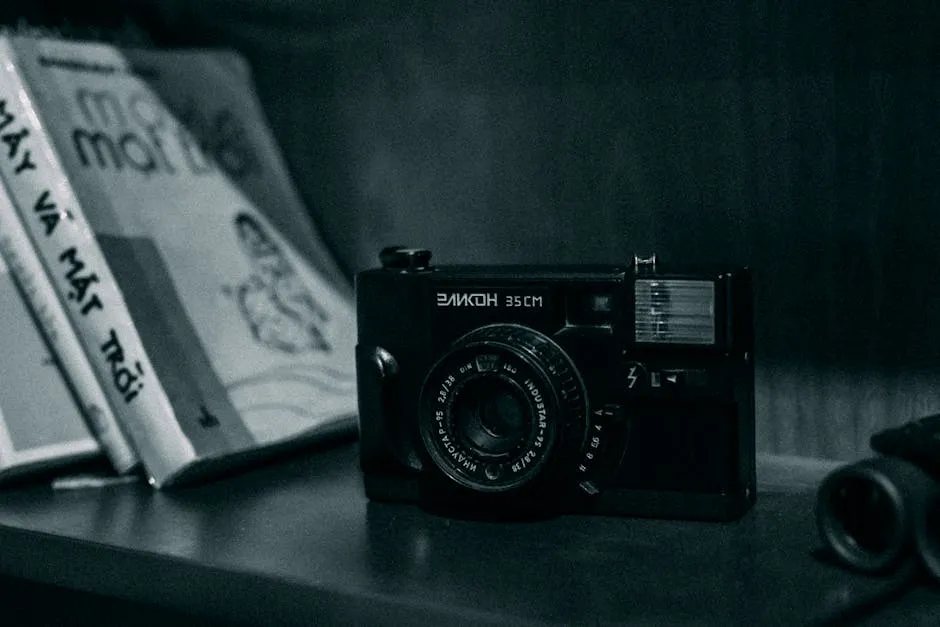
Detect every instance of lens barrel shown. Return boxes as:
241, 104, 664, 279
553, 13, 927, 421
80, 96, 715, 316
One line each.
913, 486, 940, 583
816, 456, 936, 573
418, 324, 587, 494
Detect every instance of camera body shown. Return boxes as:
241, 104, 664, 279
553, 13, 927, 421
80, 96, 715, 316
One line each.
356, 248, 756, 521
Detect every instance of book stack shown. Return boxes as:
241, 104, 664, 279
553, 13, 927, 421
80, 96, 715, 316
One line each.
0, 35, 357, 487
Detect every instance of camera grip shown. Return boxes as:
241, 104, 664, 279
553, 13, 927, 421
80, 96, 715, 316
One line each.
356, 345, 401, 466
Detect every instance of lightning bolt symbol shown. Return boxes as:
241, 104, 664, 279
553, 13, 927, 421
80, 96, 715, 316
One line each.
627, 365, 639, 389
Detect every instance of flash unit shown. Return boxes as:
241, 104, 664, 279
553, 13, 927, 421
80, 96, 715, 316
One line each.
634, 279, 716, 345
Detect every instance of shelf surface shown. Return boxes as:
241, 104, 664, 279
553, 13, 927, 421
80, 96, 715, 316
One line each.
0, 442, 933, 625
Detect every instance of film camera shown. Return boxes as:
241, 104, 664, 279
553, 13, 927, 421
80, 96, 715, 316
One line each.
356, 247, 756, 521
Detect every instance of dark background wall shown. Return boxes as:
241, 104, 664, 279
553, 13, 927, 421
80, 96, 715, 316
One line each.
9, 0, 940, 461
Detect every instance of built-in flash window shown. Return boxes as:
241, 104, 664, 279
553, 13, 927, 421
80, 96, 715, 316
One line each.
634, 279, 715, 345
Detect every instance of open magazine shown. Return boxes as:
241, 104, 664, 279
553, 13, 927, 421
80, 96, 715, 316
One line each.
0, 35, 357, 486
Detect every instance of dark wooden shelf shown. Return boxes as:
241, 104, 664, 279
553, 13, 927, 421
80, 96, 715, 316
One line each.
0, 442, 933, 625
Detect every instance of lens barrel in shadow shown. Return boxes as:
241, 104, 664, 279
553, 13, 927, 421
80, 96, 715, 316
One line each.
913, 487, 940, 584
816, 456, 936, 574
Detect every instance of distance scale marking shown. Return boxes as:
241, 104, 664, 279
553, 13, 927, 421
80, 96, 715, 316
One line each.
575, 404, 623, 495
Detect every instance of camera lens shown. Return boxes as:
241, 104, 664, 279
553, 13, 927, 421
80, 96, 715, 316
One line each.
827, 476, 897, 555
419, 324, 587, 494
914, 489, 940, 583
816, 456, 935, 573
452, 377, 530, 457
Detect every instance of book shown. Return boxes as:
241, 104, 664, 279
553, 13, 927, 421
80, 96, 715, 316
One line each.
0, 175, 139, 473
0, 252, 100, 481
0, 35, 358, 487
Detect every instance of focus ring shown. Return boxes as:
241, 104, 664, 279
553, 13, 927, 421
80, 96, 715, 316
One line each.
458, 325, 586, 431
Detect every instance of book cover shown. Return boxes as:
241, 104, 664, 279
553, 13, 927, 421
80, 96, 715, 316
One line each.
0, 253, 100, 481
0, 174, 138, 473
0, 36, 357, 487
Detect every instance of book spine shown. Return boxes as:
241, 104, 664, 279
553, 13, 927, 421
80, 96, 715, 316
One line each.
0, 180, 139, 473
0, 38, 195, 486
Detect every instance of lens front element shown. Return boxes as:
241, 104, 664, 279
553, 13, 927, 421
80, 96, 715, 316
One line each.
452, 376, 531, 457
419, 324, 587, 493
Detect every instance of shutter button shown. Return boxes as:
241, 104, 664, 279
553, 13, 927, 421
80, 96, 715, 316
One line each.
379, 246, 432, 271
